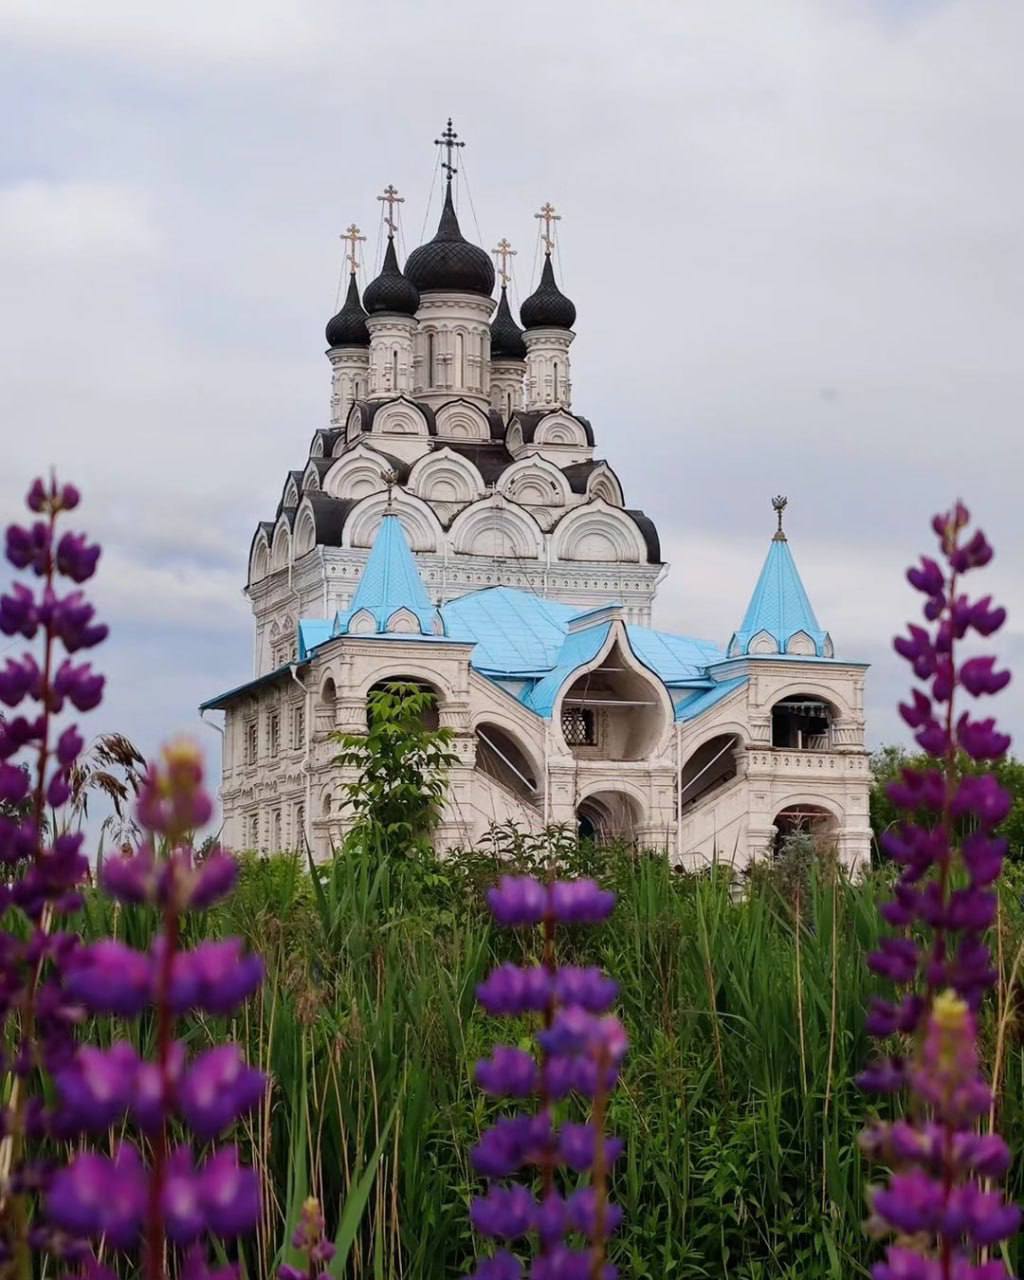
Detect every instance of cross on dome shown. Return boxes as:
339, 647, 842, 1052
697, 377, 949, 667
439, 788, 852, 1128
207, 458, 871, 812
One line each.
534, 202, 561, 255
434, 118, 464, 182
772, 494, 788, 541
340, 223, 366, 275
492, 238, 516, 288
377, 185, 404, 237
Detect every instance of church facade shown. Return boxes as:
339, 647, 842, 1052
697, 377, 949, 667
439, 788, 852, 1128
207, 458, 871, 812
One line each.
200, 126, 872, 871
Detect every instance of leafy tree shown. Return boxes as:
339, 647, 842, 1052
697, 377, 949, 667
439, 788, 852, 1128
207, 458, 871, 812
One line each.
870, 744, 1024, 858
332, 681, 459, 856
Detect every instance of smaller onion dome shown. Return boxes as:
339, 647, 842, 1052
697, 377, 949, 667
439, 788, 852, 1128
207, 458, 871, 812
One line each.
405, 182, 495, 297
520, 255, 576, 331
325, 274, 369, 348
490, 285, 527, 361
363, 237, 420, 316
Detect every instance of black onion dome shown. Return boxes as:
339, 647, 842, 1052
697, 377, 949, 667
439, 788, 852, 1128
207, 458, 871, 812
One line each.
404, 183, 495, 297
325, 274, 369, 347
363, 237, 420, 316
520, 255, 576, 330
490, 286, 527, 361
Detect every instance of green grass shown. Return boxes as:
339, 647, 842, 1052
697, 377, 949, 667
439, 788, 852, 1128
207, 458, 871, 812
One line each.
69, 839, 1024, 1278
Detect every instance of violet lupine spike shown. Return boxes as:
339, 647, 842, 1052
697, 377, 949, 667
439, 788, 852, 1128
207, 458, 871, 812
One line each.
468, 874, 625, 1279
46, 741, 264, 1279
278, 1196, 337, 1279
0, 476, 106, 1272
860, 502, 1019, 1280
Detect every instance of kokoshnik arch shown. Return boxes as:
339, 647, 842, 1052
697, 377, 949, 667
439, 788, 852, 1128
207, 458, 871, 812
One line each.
200, 121, 871, 870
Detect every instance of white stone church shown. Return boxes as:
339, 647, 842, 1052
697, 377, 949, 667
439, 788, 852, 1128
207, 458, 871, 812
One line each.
200, 125, 871, 871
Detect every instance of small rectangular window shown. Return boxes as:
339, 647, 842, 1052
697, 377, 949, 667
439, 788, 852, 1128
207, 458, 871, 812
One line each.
561, 707, 596, 747
272, 809, 282, 851
295, 802, 305, 849
245, 721, 258, 765
292, 704, 305, 750
247, 812, 259, 848
268, 712, 280, 757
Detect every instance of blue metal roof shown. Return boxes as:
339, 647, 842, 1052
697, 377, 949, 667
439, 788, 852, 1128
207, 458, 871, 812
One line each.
730, 535, 831, 657
673, 675, 748, 722
298, 619, 332, 660
628, 625, 723, 686
332, 514, 443, 637
521, 622, 613, 717
441, 587, 581, 673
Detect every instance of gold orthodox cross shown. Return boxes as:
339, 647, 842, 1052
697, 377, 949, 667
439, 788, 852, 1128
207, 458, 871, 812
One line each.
340, 223, 366, 275
377, 184, 404, 236
492, 238, 516, 288
534, 202, 561, 255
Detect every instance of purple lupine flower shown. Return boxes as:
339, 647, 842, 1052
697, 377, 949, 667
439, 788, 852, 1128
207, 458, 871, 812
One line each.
279, 1196, 337, 1279
861, 503, 1019, 1280
178, 1044, 266, 1140
0, 477, 111, 1266
40, 731, 263, 1276
469, 873, 625, 1277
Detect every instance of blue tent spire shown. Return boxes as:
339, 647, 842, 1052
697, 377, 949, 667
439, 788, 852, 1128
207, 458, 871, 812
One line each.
333, 514, 444, 637
728, 498, 833, 658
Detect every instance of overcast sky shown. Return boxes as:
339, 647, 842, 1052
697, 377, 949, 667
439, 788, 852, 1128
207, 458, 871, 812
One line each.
2, 0, 1021, 791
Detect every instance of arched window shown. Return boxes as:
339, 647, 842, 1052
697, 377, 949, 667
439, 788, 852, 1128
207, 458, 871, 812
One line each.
456, 333, 465, 387
392, 348, 399, 388
427, 333, 435, 388
553, 362, 559, 401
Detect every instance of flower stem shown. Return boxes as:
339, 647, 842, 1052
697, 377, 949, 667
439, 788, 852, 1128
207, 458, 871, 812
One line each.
146, 907, 180, 1280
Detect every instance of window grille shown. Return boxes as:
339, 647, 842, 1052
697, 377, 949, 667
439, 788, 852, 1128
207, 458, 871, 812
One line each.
561, 707, 596, 746
245, 721, 258, 765
292, 705, 305, 750
268, 712, 280, 757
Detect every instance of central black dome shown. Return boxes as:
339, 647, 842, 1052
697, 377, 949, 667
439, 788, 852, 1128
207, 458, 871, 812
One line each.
325, 274, 369, 348
490, 285, 527, 361
405, 183, 495, 298
520, 255, 576, 330
363, 237, 419, 316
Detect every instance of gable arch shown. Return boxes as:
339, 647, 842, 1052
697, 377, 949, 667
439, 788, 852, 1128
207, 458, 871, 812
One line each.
301, 461, 322, 492
498, 456, 571, 508
449, 496, 544, 559
341, 490, 442, 552
407, 448, 484, 504
552, 500, 647, 564
270, 519, 292, 571
282, 476, 300, 508
322, 445, 394, 501
506, 421, 524, 454
249, 531, 271, 584
435, 399, 491, 441
536, 412, 588, 448
371, 399, 430, 440
293, 505, 317, 557
587, 464, 624, 507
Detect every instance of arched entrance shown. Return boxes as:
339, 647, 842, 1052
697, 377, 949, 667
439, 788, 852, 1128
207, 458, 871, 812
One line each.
772, 803, 839, 857
576, 790, 642, 845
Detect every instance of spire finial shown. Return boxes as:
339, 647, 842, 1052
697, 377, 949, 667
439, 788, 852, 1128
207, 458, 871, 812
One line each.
340, 223, 366, 275
434, 118, 464, 183
377, 185, 404, 238
534, 201, 561, 256
383, 468, 399, 510
772, 494, 788, 541
492, 237, 516, 288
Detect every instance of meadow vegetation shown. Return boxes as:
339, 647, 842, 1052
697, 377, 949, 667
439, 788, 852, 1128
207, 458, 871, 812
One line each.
74, 830, 1024, 1279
